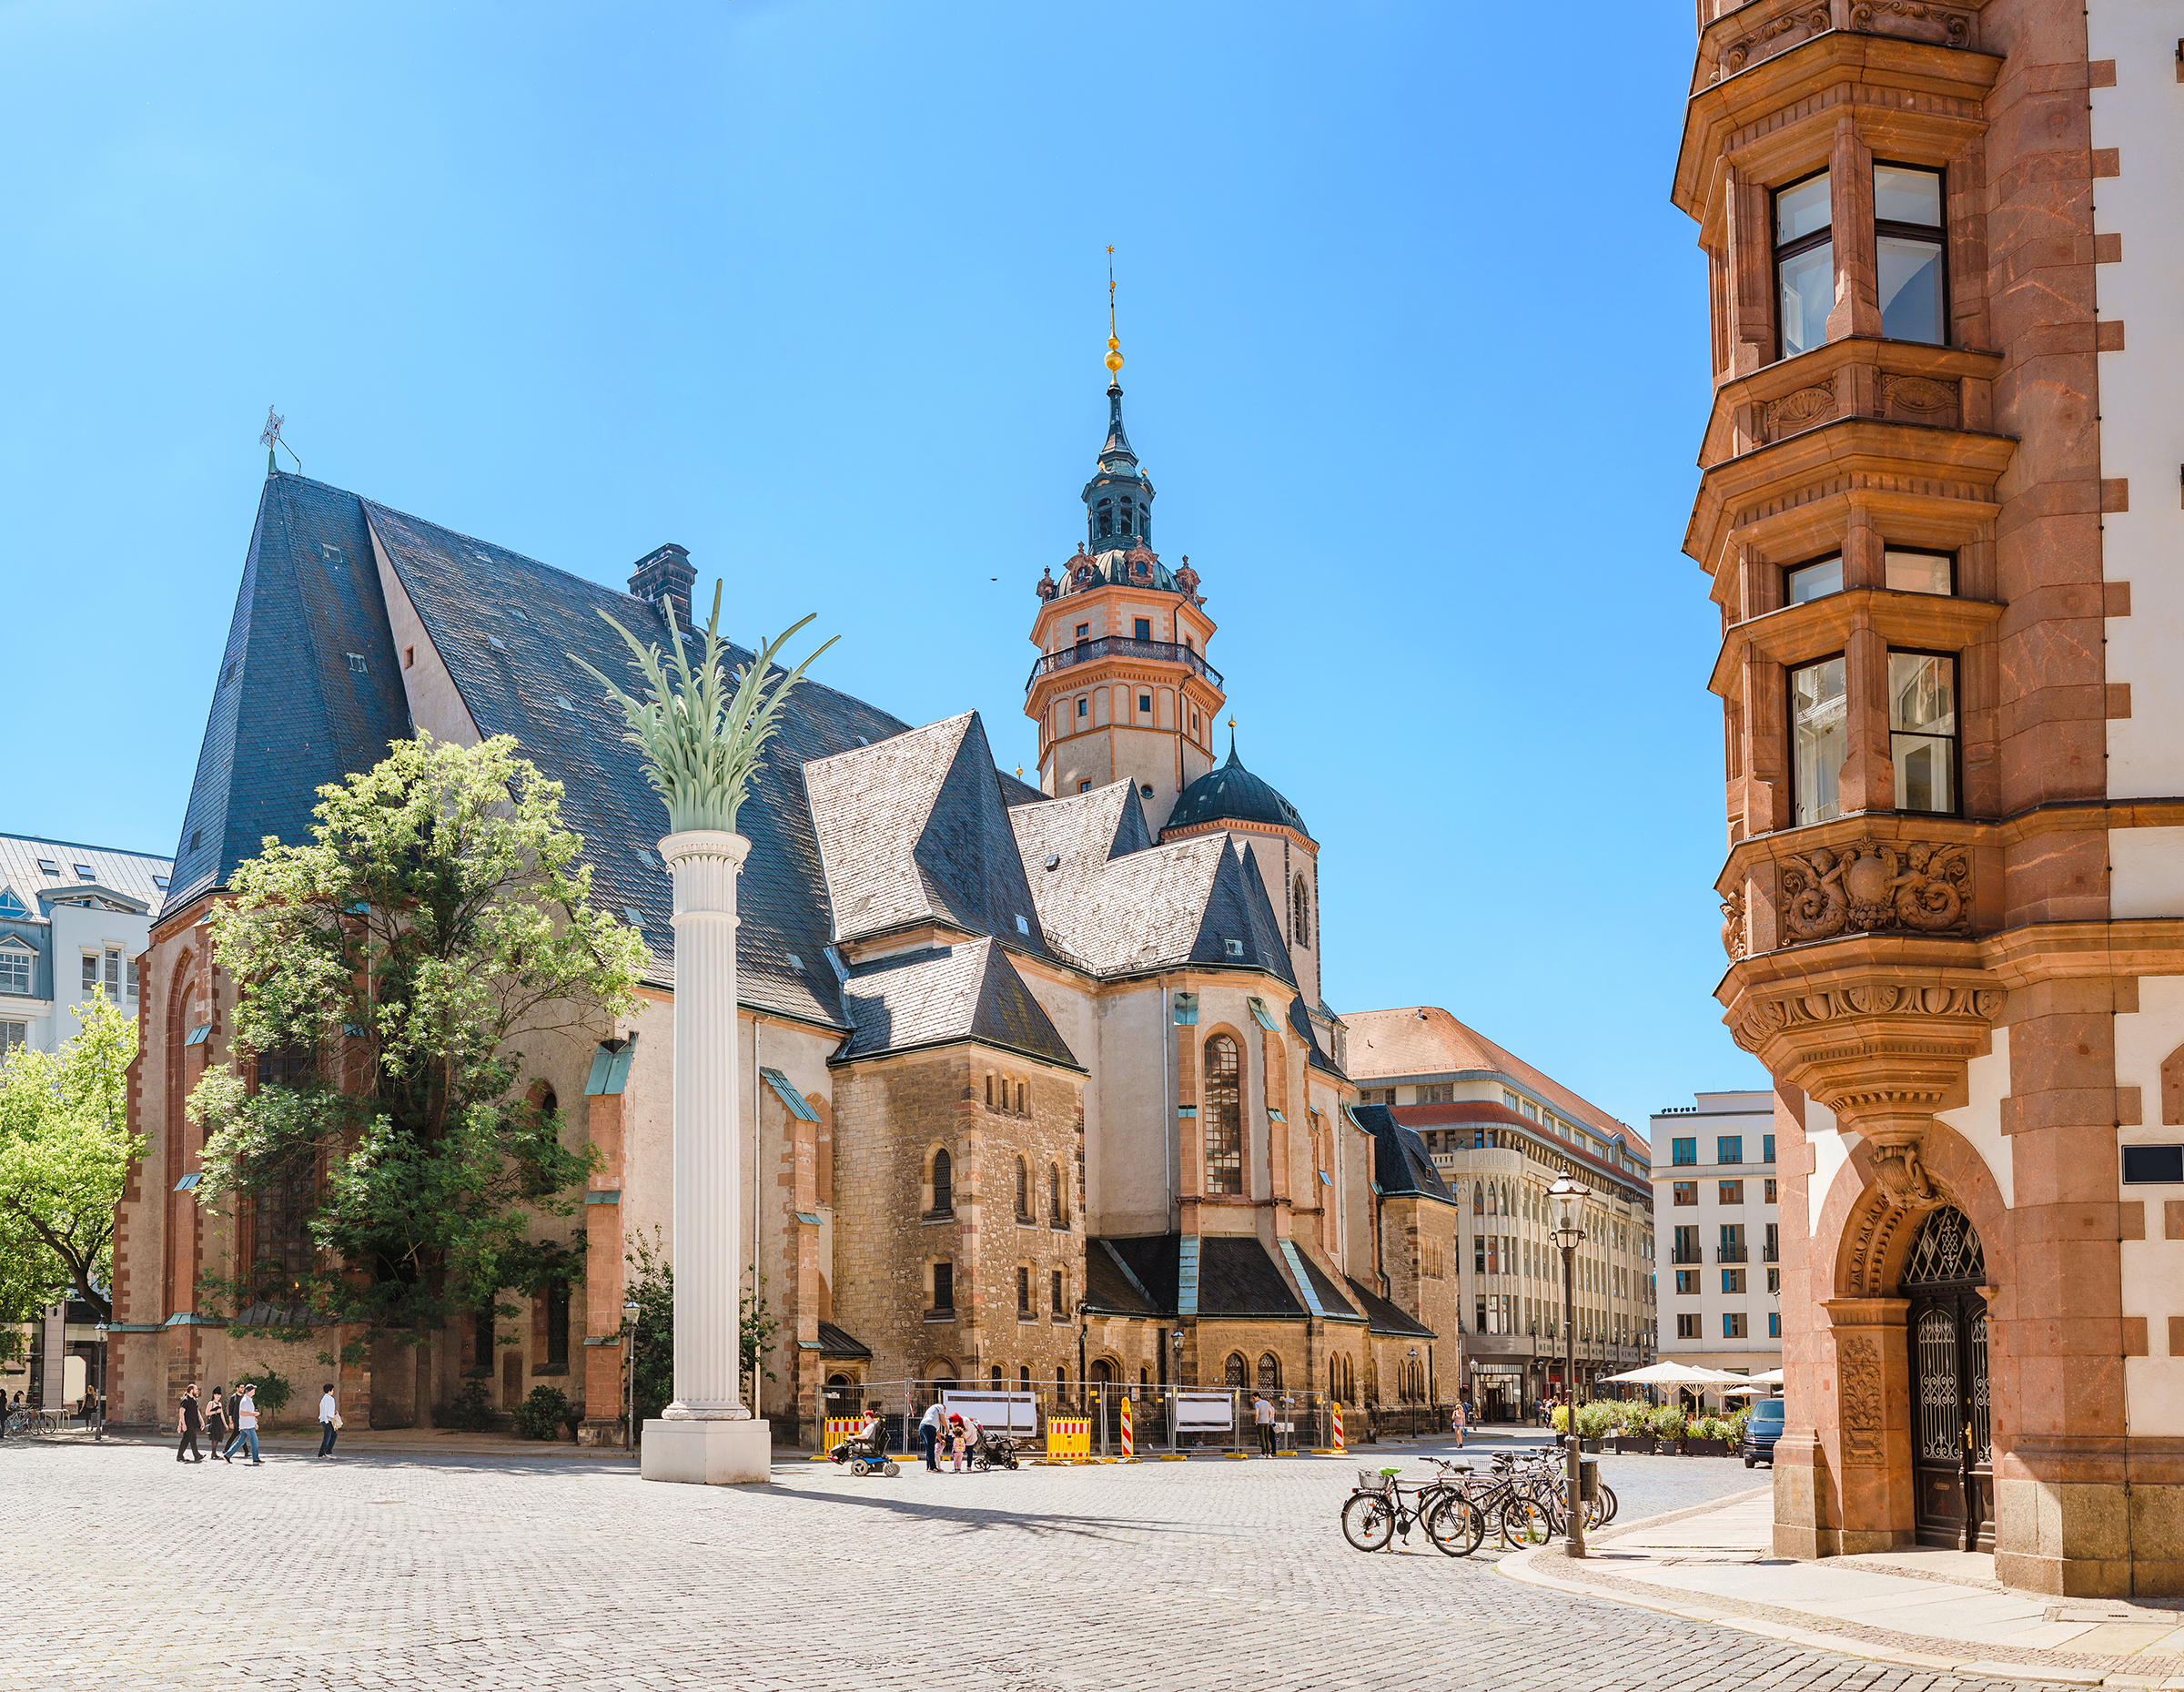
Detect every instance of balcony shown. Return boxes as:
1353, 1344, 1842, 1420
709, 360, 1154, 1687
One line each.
1762, 1242, 1779, 1264
1670, 1247, 1703, 1266
1026, 636, 1222, 694
1716, 1245, 1748, 1265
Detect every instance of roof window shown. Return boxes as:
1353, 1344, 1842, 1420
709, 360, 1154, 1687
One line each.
1014, 915, 1029, 936
487, 634, 507, 651
73, 865, 94, 879
1224, 938, 1245, 957
1043, 855, 1060, 871
346, 653, 367, 674
36, 860, 58, 876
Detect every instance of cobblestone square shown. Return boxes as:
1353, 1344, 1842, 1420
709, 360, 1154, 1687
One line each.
0, 1439, 2087, 1691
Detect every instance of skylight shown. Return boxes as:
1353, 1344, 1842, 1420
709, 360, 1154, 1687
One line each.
152, 876, 169, 890
74, 865, 95, 879
36, 860, 58, 876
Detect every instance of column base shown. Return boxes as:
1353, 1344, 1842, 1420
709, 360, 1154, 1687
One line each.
641, 1416, 773, 1485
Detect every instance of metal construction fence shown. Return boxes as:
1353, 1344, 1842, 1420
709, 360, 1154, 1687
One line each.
810, 1381, 1460, 1458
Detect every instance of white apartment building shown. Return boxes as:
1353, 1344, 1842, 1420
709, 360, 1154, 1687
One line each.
1651, 1090, 1780, 1387
0, 832, 172, 1057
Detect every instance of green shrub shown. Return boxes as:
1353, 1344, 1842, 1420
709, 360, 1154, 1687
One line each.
1655, 1407, 1687, 1443
445, 1378, 495, 1432
1726, 1407, 1752, 1445
511, 1384, 572, 1441
1574, 1401, 1615, 1440
247, 1367, 294, 1415
1549, 1403, 1570, 1434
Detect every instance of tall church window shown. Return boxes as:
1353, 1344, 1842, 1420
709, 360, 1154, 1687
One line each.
1204, 1035, 1242, 1195
1224, 1353, 1248, 1388
1049, 1162, 1068, 1230
1292, 875, 1311, 947
1016, 1156, 1031, 1221
1258, 1353, 1280, 1391
930, 1149, 953, 1218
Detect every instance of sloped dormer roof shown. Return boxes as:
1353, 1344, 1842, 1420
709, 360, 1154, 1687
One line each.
835, 936, 1078, 1069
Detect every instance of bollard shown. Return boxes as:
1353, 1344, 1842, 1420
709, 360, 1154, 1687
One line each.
1121, 1396, 1134, 1460
1332, 1401, 1344, 1453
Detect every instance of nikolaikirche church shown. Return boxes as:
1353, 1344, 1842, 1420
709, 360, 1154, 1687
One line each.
107, 335, 1464, 1438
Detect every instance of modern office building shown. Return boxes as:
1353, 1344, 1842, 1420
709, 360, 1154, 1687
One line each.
1652, 1091, 1782, 1390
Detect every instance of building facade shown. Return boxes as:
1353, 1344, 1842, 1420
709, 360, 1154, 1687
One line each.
1673, 0, 2184, 1592
0, 833, 170, 1056
106, 350, 1455, 1439
1652, 1091, 1782, 1385
1346, 1007, 1655, 1415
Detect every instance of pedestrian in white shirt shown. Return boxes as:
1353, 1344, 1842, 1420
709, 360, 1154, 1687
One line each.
228, 1383, 262, 1464
318, 1383, 341, 1457
917, 1399, 946, 1471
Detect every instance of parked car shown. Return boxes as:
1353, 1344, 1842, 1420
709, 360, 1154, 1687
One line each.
1742, 1396, 1784, 1467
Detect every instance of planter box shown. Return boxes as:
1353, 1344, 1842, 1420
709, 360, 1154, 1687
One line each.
1607, 1435, 1656, 1454
1578, 1437, 1603, 1454
1680, 1437, 1730, 1457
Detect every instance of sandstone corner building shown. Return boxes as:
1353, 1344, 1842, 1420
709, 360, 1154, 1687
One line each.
1674, 0, 2184, 1594
109, 366, 1474, 1442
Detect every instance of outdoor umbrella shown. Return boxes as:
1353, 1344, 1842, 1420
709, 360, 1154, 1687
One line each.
1599, 1362, 1742, 1386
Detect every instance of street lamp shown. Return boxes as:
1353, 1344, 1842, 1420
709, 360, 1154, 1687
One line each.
93, 1322, 107, 1442
622, 1300, 640, 1454
1549, 1170, 1588, 1560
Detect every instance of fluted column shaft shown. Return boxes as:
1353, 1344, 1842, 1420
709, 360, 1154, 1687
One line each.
659, 828, 749, 1420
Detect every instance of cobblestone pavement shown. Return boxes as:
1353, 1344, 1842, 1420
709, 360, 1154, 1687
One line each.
1, 1440, 2087, 1692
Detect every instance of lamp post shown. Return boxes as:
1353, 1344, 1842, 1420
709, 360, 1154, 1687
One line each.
93, 1322, 107, 1442
1549, 1170, 1587, 1560
622, 1299, 640, 1454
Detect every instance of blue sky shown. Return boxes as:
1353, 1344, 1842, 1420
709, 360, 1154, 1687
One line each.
0, 2, 1767, 1128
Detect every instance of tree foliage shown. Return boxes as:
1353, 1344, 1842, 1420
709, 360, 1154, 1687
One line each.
0, 991, 143, 1322
188, 733, 646, 1343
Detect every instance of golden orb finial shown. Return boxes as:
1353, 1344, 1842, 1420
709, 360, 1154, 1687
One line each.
1105, 245, 1124, 383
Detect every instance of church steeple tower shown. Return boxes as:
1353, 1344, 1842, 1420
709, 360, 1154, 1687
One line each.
1026, 267, 1224, 832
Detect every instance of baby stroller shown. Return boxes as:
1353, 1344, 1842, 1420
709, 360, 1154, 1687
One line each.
827, 1421, 900, 1477
965, 1424, 1021, 1472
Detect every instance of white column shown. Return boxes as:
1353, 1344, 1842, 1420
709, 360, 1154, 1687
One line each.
642, 828, 771, 1484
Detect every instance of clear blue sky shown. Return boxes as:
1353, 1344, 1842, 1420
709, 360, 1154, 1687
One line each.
0, 2, 1767, 1129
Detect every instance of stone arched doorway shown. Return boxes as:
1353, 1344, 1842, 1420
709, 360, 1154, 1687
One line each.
1902, 1206, 1991, 1549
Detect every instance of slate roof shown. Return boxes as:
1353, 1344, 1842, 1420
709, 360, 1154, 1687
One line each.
816, 1321, 871, 1359
836, 937, 1079, 1069
1085, 1239, 1162, 1316
1288, 993, 1344, 1078
1349, 1104, 1459, 1204
364, 494, 911, 1027
1198, 1236, 1306, 1319
1102, 1236, 1181, 1316
1345, 1276, 1436, 1339
1007, 783, 1296, 984
0, 835, 171, 919
804, 715, 1047, 954
1290, 1248, 1362, 1322
1163, 737, 1311, 841
1343, 1005, 1646, 1150
167, 475, 413, 911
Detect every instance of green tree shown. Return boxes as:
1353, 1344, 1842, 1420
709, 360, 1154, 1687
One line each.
0, 991, 144, 1322
187, 733, 647, 1349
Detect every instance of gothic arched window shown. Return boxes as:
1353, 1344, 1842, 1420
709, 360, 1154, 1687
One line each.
1203, 1035, 1242, 1194
930, 1149, 953, 1217
1016, 1156, 1030, 1222
1258, 1353, 1281, 1391
1292, 875, 1311, 947
1049, 1162, 1068, 1230
1224, 1353, 1248, 1388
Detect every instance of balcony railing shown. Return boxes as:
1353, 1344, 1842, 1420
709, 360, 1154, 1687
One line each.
1761, 1242, 1779, 1263
1716, 1244, 1748, 1264
1026, 636, 1223, 694
1670, 1247, 1703, 1265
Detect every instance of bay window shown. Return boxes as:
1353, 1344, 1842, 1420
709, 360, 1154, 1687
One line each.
1875, 164, 1946, 345
1790, 655, 1847, 826
1889, 651, 1957, 815
1774, 170, 1832, 360
1785, 554, 1843, 604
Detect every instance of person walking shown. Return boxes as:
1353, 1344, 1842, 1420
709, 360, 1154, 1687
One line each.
317, 1383, 340, 1457
1253, 1392, 1276, 1456
219, 1385, 246, 1460
1451, 1396, 1468, 1449
917, 1398, 946, 1472
204, 1385, 228, 1458
176, 1383, 205, 1463
228, 1382, 262, 1464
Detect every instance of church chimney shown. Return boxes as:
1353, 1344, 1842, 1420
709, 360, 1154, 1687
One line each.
628, 544, 696, 627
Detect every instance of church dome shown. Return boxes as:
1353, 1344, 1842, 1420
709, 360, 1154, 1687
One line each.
1165, 738, 1310, 840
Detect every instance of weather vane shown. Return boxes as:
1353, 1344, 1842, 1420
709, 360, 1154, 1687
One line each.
260, 406, 301, 476
1105, 245, 1124, 386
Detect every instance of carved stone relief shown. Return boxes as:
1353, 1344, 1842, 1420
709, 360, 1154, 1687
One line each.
1780, 840, 1971, 943
1719, 5, 1831, 76
1722, 887, 1749, 960
1847, 0, 1972, 46
1731, 977, 2001, 1054
1763, 380, 1838, 442
1839, 1332, 1886, 1465
1880, 373, 1961, 429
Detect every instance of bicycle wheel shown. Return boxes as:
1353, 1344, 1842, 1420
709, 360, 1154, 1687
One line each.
1597, 1482, 1619, 1525
1426, 1494, 1484, 1558
1341, 1491, 1395, 1553
1498, 1498, 1553, 1549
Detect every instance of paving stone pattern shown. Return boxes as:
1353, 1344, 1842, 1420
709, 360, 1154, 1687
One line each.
0, 1443, 2082, 1691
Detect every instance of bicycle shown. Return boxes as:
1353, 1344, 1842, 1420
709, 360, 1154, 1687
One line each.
1433, 1455, 1554, 1550
1341, 1466, 1484, 1557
